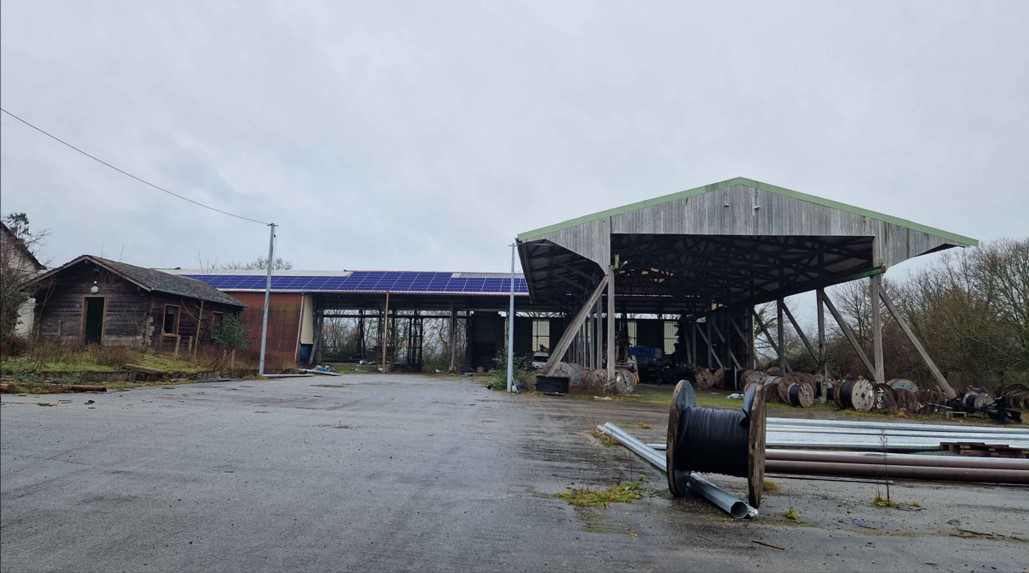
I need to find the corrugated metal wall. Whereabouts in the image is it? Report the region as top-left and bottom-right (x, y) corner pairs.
(229, 292), (303, 366)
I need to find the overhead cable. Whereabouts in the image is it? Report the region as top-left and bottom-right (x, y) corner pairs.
(0, 107), (269, 225)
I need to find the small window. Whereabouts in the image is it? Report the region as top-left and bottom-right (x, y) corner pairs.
(663, 321), (677, 356)
(532, 319), (550, 351)
(163, 305), (180, 335)
(212, 312), (225, 331)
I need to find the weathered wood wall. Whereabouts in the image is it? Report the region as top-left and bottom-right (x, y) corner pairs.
(150, 292), (241, 352)
(35, 264), (148, 346)
(35, 260), (241, 348)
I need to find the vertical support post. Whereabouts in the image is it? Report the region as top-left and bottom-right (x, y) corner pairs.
(691, 322), (699, 366)
(594, 299), (602, 371)
(507, 242), (516, 392)
(606, 265), (615, 379)
(258, 222), (276, 376)
(312, 309), (324, 365)
(870, 274), (885, 384)
(448, 300), (457, 373)
(382, 292), (390, 373)
(817, 288), (826, 379)
(705, 319), (713, 367)
(776, 298), (788, 372)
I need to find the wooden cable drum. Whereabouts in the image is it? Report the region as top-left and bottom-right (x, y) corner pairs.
(711, 368), (726, 389)
(693, 368), (716, 390)
(666, 379), (766, 508)
(740, 370), (768, 387)
(894, 388), (917, 414)
(998, 384), (1028, 409)
(888, 379), (920, 393)
(838, 377), (875, 411)
(873, 383), (899, 414)
(777, 374), (814, 408)
(962, 389), (994, 410)
(763, 376), (783, 403)
(613, 369), (636, 394)
(781, 382), (814, 408)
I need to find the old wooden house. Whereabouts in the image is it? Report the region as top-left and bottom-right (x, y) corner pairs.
(27, 255), (244, 349)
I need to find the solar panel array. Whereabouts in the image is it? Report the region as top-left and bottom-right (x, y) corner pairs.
(185, 271), (529, 295)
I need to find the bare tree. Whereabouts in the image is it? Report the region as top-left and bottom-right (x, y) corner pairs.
(220, 257), (293, 271)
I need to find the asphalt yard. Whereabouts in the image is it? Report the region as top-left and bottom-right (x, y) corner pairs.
(2, 375), (1026, 572)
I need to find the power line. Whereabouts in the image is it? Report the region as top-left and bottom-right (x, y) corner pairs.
(0, 107), (270, 226)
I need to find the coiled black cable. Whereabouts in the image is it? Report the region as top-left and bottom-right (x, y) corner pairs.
(673, 406), (750, 477)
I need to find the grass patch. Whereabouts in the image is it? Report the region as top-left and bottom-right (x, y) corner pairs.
(873, 496), (898, 508)
(783, 507), (800, 520)
(556, 478), (645, 507)
(763, 479), (780, 493)
(621, 422), (652, 429)
(591, 428), (618, 447)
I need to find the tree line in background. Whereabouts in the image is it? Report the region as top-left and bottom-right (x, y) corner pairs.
(776, 238), (1028, 390)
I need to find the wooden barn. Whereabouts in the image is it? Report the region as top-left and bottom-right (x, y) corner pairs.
(27, 255), (244, 349)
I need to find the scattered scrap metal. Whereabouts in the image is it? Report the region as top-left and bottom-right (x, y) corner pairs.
(599, 380), (1029, 520)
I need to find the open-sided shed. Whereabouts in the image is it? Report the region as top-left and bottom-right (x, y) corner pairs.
(517, 177), (977, 396)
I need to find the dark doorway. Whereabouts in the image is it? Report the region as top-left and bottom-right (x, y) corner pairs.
(84, 297), (105, 345)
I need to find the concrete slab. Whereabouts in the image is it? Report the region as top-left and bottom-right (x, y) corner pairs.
(2, 375), (1025, 572)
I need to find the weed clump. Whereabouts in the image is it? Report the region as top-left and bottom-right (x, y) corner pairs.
(873, 495), (898, 508)
(763, 480), (780, 493)
(556, 478), (645, 507)
(783, 507), (800, 520)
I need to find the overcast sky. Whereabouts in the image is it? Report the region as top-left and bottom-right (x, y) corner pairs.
(2, 1), (1027, 276)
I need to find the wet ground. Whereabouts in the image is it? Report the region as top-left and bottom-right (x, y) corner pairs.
(1, 374), (1025, 572)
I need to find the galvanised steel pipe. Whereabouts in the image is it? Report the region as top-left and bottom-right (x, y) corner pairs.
(598, 423), (758, 519)
(768, 418), (1023, 434)
(764, 460), (1029, 484)
(765, 449), (1029, 471)
(766, 425), (1029, 438)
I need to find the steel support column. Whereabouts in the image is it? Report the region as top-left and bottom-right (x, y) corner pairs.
(870, 274), (885, 384)
(606, 265), (615, 379)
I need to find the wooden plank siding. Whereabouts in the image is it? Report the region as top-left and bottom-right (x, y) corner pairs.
(150, 292), (242, 352)
(35, 264), (241, 348)
(538, 183), (956, 270)
(34, 265), (149, 346)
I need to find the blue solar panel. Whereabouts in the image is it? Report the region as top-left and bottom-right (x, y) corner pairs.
(184, 272), (528, 295)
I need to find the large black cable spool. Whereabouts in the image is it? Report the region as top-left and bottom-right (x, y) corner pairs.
(666, 379), (767, 507)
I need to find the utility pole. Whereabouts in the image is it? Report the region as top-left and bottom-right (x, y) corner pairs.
(258, 223), (276, 376)
(507, 242), (516, 392)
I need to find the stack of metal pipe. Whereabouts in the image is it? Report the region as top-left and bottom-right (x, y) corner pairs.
(764, 417), (1029, 484)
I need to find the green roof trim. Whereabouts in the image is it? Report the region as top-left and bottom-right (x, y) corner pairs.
(517, 177), (978, 247)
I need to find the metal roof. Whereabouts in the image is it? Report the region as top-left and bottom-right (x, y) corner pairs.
(175, 270), (529, 296)
(517, 177), (978, 314)
(28, 256), (245, 307)
(519, 177), (978, 246)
